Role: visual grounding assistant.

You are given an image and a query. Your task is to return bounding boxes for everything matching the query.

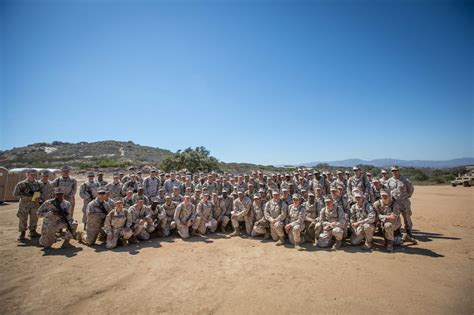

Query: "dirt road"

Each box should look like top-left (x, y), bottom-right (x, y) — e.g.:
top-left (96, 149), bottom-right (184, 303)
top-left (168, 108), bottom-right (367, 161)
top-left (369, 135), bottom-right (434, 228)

top-left (1, 185), bottom-right (472, 314)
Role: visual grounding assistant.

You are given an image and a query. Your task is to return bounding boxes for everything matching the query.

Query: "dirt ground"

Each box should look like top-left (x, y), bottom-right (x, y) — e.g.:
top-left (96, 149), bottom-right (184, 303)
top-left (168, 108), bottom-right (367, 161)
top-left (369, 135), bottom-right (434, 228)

top-left (0, 184), bottom-right (472, 314)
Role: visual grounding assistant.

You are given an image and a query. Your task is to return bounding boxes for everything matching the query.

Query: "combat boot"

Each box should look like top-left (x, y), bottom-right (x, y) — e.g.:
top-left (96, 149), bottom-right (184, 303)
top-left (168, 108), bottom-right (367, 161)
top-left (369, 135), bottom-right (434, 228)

top-left (129, 236), bottom-right (140, 244)
top-left (220, 225), bottom-right (226, 233)
top-left (295, 244), bottom-right (304, 251)
top-left (361, 241), bottom-right (372, 250)
top-left (18, 231), bottom-right (26, 241)
top-left (29, 230), bottom-right (41, 238)
top-left (263, 231), bottom-right (270, 240)
top-left (386, 240), bottom-right (394, 253)
top-left (276, 237), bottom-right (285, 246)
top-left (332, 240), bottom-right (342, 250)
top-left (76, 231), bottom-right (84, 244)
top-left (229, 227), bottom-right (240, 237)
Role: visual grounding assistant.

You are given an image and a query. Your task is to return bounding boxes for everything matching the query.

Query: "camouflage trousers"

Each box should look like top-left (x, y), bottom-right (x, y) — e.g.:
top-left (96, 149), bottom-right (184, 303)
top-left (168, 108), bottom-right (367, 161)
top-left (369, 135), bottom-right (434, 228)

top-left (399, 199), bottom-right (413, 230)
top-left (303, 221), bottom-right (317, 243)
top-left (159, 217), bottom-right (177, 237)
top-left (132, 218), bottom-right (156, 240)
top-left (215, 216), bottom-right (230, 231)
top-left (350, 223), bottom-right (375, 245)
top-left (17, 199), bottom-right (39, 232)
top-left (382, 221), bottom-right (401, 241)
top-left (192, 216), bottom-right (218, 234)
top-left (231, 214), bottom-right (253, 235)
top-left (106, 227), bottom-right (133, 249)
top-left (83, 213), bottom-right (106, 245)
top-left (287, 223), bottom-right (304, 245)
top-left (39, 219), bottom-right (78, 248)
top-left (176, 221), bottom-right (193, 239)
top-left (65, 195), bottom-right (76, 217)
top-left (269, 220), bottom-right (285, 241)
top-left (81, 198), bottom-right (93, 224)
top-left (252, 219), bottom-right (269, 236)
top-left (317, 226), bottom-right (344, 247)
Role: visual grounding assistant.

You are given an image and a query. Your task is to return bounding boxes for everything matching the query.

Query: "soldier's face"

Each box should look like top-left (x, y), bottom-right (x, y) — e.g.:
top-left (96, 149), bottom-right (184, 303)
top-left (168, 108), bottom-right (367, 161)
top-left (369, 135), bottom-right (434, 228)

top-left (56, 193), bottom-right (64, 201)
top-left (97, 192), bottom-right (105, 201)
top-left (27, 174), bottom-right (35, 181)
top-left (293, 199), bottom-right (300, 206)
top-left (382, 195), bottom-right (390, 204)
top-left (356, 197), bottom-right (364, 205)
top-left (222, 192), bottom-right (228, 199)
top-left (116, 203), bottom-right (123, 211)
top-left (392, 170), bottom-right (400, 178)
top-left (63, 171), bottom-right (69, 177)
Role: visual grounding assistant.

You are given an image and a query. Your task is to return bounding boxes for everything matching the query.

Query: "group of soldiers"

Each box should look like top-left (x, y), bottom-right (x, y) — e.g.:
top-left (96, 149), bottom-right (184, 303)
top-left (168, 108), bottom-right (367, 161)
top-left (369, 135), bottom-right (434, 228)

top-left (14, 164), bottom-right (416, 253)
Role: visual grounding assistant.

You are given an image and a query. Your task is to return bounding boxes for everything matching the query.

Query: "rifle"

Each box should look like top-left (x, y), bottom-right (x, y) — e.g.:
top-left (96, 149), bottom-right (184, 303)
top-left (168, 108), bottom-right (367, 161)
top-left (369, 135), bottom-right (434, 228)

top-left (52, 199), bottom-right (76, 240)
top-left (98, 202), bottom-right (108, 215)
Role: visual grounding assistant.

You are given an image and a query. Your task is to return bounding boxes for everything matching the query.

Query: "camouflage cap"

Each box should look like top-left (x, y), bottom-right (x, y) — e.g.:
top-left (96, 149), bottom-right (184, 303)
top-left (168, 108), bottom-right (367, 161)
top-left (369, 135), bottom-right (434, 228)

top-left (253, 194), bottom-right (260, 199)
top-left (27, 169), bottom-right (37, 174)
top-left (61, 165), bottom-right (71, 171)
top-left (324, 197), bottom-right (333, 203)
top-left (115, 199), bottom-right (124, 204)
top-left (352, 166), bottom-right (360, 171)
top-left (381, 169), bottom-right (387, 174)
top-left (380, 190), bottom-right (390, 196)
top-left (308, 192), bottom-right (315, 197)
top-left (97, 187), bottom-right (106, 194)
top-left (41, 170), bottom-right (50, 176)
top-left (54, 187), bottom-right (64, 194)
top-left (292, 193), bottom-right (300, 200)
top-left (87, 172), bottom-right (95, 177)
top-left (354, 192), bottom-right (364, 198)
top-left (391, 165), bottom-right (400, 171)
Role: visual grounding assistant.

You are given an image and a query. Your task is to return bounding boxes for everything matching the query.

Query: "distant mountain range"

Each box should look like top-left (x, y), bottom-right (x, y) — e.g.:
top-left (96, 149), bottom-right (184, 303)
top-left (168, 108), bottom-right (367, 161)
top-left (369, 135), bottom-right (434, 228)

top-left (297, 158), bottom-right (474, 168)
top-left (1, 140), bottom-right (472, 170)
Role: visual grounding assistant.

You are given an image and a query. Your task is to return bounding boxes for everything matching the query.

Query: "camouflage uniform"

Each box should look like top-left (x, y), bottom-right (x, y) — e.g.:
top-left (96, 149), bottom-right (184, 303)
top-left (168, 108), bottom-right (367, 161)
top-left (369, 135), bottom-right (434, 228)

top-left (193, 199), bottom-right (217, 234)
top-left (286, 204), bottom-right (306, 245)
top-left (346, 174), bottom-right (370, 202)
top-left (132, 193), bottom-right (150, 206)
top-left (173, 202), bottom-right (196, 239)
top-left (164, 179), bottom-right (180, 194)
top-left (171, 193), bottom-right (184, 204)
top-left (129, 204), bottom-right (155, 240)
top-left (302, 199), bottom-right (321, 243)
top-left (264, 199), bottom-right (288, 242)
top-left (79, 180), bottom-right (100, 224)
top-left (52, 176), bottom-right (77, 216)
top-left (317, 205), bottom-right (346, 247)
top-left (349, 200), bottom-right (376, 246)
top-left (231, 196), bottom-right (253, 235)
top-left (387, 176), bottom-right (414, 231)
top-left (13, 179), bottom-right (43, 233)
top-left (122, 196), bottom-right (135, 210)
top-left (251, 200), bottom-right (268, 236)
top-left (373, 199), bottom-right (401, 242)
top-left (37, 198), bottom-right (77, 247)
top-left (105, 182), bottom-right (123, 201)
top-left (212, 198), bottom-right (230, 232)
top-left (122, 180), bottom-right (139, 194)
top-left (82, 199), bottom-right (111, 245)
top-left (158, 201), bottom-right (178, 236)
top-left (144, 176), bottom-right (161, 198)
top-left (40, 179), bottom-right (55, 203)
top-left (368, 183), bottom-right (383, 204)
top-left (103, 208), bottom-right (133, 249)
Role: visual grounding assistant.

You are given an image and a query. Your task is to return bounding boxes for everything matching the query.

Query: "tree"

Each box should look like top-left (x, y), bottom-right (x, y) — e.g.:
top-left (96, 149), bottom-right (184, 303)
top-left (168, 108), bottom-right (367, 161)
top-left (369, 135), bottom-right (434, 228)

top-left (159, 146), bottom-right (220, 173)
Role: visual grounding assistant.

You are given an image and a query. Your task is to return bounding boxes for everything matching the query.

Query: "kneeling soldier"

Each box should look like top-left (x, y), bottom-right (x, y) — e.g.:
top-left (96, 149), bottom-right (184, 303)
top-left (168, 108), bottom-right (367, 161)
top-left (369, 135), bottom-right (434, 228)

top-left (37, 187), bottom-right (78, 248)
top-left (373, 190), bottom-right (401, 252)
top-left (349, 192), bottom-right (376, 250)
top-left (129, 199), bottom-right (155, 243)
top-left (285, 194), bottom-right (306, 250)
top-left (317, 198), bottom-right (346, 250)
top-left (103, 199), bottom-right (133, 249)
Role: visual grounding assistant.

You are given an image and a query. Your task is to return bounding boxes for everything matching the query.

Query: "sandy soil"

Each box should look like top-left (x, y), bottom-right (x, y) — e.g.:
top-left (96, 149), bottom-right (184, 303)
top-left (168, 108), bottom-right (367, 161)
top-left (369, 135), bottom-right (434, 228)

top-left (0, 185), bottom-right (473, 314)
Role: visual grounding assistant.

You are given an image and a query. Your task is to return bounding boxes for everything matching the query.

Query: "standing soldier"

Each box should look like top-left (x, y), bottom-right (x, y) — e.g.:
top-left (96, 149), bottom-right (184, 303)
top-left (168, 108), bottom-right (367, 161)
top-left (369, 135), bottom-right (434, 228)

top-left (103, 199), bottom-right (133, 249)
top-left (132, 186), bottom-right (150, 205)
top-left (316, 198), bottom-right (346, 250)
top-left (13, 169), bottom-right (43, 240)
top-left (97, 172), bottom-right (108, 187)
top-left (36, 187), bottom-right (78, 248)
top-left (39, 170), bottom-right (55, 202)
top-left (52, 166), bottom-right (77, 216)
top-left (368, 179), bottom-right (383, 204)
top-left (379, 169), bottom-right (390, 188)
top-left (264, 190), bottom-right (287, 246)
top-left (387, 166), bottom-right (417, 244)
top-left (349, 193), bottom-right (376, 249)
top-left (173, 195), bottom-right (196, 239)
top-left (77, 188), bottom-right (111, 246)
top-left (250, 194), bottom-right (269, 239)
top-left (122, 174), bottom-right (139, 194)
top-left (105, 173), bottom-right (123, 201)
top-left (79, 172), bottom-right (100, 228)
top-left (122, 189), bottom-right (135, 210)
top-left (285, 194), bottom-right (306, 250)
top-left (346, 166), bottom-right (370, 203)
top-left (144, 169), bottom-right (160, 198)
top-left (229, 190), bottom-right (252, 237)
top-left (164, 172), bottom-right (180, 194)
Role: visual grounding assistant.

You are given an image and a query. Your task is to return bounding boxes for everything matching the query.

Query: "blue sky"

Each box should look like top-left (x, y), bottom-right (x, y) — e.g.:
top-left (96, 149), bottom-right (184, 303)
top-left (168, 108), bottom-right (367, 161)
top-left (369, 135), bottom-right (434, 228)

top-left (1, 0), bottom-right (473, 165)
